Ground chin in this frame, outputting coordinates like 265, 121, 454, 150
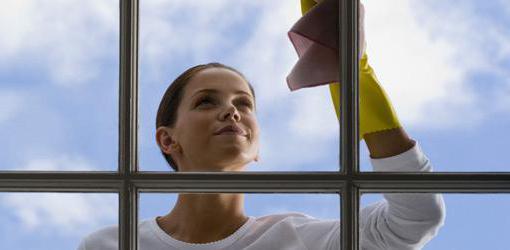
212, 155, 253, 172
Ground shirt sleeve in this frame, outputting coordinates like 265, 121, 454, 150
359, 141, 446, 250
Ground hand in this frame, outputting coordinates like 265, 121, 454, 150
297, 0, 402, 141
329, 52, 402, 142
301, 0, 366, 59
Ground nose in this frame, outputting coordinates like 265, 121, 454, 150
220, 105, 241, 122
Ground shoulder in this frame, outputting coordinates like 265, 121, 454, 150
78, 224, 118, 250
256, 211, 314, 221
255, 212, 339, 232
257, 211, 334, 221
78, 219, 154, 250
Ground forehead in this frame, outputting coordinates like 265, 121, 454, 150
184, 67, 252, 98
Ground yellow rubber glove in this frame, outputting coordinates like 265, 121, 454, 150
300, 0, 402, 141
300, 0, 316, 13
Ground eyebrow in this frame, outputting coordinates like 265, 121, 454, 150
191, 89, 253, 99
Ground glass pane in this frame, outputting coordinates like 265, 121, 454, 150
360, 0, 510, 171
140, 193, 340, 248
362, 193, 509, 250
139, 0, 340, 172
0, 0, 119, 170
0, 192, 117, 250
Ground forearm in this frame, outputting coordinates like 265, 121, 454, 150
364, 127, 416, 159
362, 135, 445, 249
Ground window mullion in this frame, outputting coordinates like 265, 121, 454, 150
342, 184, 360, 250
339, 0, 360, 249
119, 0, 139, 249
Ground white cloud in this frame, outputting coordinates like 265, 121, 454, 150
140, 0, 257, 80
288, 88, 338, 140
253, 87, 338, 171
0, 0, 117, 87
139, 0, 301, 104
230, 0, 302, 105
3, 193, 117, 236
361, 0, 510, 131
17, 154, 95, 171
1, 155, 117, 236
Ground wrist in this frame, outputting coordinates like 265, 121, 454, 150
364, 127, 416, 159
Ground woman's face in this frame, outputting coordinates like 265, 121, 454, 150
159, 67, 259, 172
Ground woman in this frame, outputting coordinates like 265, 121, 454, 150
78, 1, 445, 249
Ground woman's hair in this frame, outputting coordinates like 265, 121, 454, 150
156, 62, 256, 171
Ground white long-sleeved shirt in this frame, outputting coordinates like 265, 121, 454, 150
78, 141, 445, 250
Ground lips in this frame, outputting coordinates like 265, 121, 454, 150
214, 124, 246, 136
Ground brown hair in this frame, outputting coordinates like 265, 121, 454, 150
155, 62, 256, 171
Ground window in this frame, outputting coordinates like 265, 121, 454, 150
1, 1, 508, 249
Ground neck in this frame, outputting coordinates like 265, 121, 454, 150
157, 193, 248, 244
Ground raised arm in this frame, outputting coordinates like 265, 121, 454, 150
286, 1, 446, 247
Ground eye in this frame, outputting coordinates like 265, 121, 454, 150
196, 96, 215, 107
241, 101, 253, 108
238, 99, 254, 110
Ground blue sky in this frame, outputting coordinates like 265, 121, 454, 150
0, 0, 509, 249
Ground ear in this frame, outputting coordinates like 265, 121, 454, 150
155, 126, 177, 155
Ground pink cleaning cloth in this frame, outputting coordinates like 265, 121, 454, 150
286, 0, 365, 91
